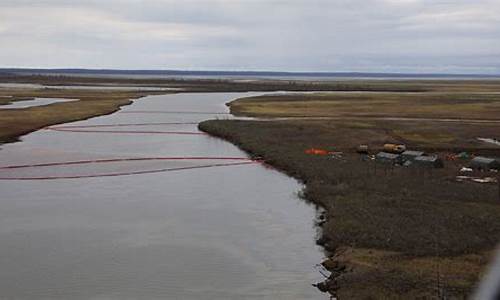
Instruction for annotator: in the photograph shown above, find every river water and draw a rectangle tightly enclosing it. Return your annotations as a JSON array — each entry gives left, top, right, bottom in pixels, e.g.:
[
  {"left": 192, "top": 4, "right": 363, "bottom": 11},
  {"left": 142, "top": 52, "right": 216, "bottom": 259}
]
[{"left": 0, "top": 93, "right": 325, "bottom": 299}]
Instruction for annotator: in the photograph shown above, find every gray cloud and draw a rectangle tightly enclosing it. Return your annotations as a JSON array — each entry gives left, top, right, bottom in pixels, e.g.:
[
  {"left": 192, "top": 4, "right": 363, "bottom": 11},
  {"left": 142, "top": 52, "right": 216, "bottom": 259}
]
[{"left": 0, "top": 0, "right": 499, "bottom": 73}]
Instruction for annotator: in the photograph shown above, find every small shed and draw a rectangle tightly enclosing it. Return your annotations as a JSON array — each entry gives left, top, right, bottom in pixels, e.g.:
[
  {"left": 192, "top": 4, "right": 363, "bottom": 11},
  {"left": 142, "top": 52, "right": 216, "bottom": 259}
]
[
  {"left": 375, "top": 152, "right": 401, "bottom": 164},
  {"left": 401, "top": 150, "right": 425, "bottom": 162},
  {"left": 413, "top": 155, "right": 444, "bottom": 168},
  {"left": 469, "top": 157, "right": 500, "bottom": 171}
]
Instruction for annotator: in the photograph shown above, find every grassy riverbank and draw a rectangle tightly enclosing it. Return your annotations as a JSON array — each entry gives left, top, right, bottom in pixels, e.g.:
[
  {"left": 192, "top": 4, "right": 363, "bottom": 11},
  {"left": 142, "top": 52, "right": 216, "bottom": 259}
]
[
  {"left": 0, "top": 88, "right": 164, "bottom": 144},
  {"left": 0, "top": 74, "right": 457, "bottom": 145},
  {"left": 4, "top": 74, "right": 499, "bottom": 146},
  {"left": 229, "top": 92, "right": 500, "bottom": 120},
  {"left": 199, "top": 86, "right": 500, "bottom": 298}
]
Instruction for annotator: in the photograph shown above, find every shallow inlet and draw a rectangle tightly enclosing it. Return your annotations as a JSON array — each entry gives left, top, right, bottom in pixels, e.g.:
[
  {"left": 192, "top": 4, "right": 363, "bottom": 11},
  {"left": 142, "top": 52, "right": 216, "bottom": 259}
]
[
  {"left": 0, "top": 97, "right": 77, "bottom": 109},
  {"left": 0, "top": 92, "right": 325, "bottom": 299}
]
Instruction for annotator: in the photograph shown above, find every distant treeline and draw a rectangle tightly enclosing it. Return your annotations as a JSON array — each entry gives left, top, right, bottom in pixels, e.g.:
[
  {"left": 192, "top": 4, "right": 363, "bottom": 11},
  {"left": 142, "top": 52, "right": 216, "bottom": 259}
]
[{"left": 1, "top": 68, "right": 499, "bottom": 79}]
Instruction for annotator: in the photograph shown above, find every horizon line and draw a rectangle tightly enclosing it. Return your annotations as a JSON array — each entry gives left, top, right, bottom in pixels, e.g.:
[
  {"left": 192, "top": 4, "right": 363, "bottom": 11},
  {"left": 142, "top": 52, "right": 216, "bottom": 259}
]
[{"left": 1, "top": 67, "right": 500, "bottom": 77}]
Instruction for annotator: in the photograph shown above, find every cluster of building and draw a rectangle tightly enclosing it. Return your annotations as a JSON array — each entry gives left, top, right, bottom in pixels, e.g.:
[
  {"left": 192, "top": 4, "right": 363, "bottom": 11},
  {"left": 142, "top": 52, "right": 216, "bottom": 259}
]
[
  {"left": 361, "top": 143, "right": 500, "bottom": 171},
  {"left": 374, "top": 145, "right": 444, "bottom": 168}
]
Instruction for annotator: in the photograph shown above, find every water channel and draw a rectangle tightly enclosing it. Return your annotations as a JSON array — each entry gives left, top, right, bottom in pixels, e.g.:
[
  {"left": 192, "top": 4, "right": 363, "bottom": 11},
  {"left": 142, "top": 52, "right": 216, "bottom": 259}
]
[{"left": 0, "top": 92, "right": 325, "bottom": 299}]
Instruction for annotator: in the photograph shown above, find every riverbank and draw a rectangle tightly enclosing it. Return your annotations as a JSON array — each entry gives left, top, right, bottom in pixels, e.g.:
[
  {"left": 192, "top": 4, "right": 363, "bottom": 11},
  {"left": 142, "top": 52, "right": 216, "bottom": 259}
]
[
  {"left": 0, "top": 88, "right": 169, "bottom": 144},
  {"left": 3, "top": 77, "right": 500, "bottom": 297},
  {"left": 0, "top": 75, "right": 431, "bottom": 145},
  {"left": 0, "top": 92, "right": 327, "bottom": 299},
  {"left": 3, "top": 75, "right": 500, "bottom": 146},
  {"left": 199, "top": 87, "right": 500, "bottom": 298}
]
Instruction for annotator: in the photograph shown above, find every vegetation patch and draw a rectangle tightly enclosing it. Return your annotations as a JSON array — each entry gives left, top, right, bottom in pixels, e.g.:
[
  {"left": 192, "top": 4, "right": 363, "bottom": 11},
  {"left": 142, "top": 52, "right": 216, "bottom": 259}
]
[
  {"left": 229, "top": 92, "right": 500, "bottom": 120},
  {"left": 199, "top": 83, "right": 500, "bottom": 298},
  {"left": 0, "top": 88, "right": 164, "bottom": 144}
]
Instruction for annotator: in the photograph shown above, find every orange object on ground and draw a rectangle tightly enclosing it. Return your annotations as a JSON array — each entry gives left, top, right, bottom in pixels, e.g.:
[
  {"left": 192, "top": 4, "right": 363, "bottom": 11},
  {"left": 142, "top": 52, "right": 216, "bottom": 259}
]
[{"left": 305, "top": 148, "right": 330, "bottom": 156}]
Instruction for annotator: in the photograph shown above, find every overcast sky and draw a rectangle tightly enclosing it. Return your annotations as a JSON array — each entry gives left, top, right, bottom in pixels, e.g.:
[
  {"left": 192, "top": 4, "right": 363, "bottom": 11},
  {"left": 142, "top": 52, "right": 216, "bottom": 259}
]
[{"left": 0, "top": 0, "right": 499, "bottom": 73}]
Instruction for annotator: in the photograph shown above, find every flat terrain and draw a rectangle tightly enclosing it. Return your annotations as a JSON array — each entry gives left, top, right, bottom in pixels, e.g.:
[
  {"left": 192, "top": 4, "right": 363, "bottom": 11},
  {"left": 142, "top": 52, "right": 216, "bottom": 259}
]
[
  {"left": 230, "top": 92, "right": 500, "bottom": 120},
  {"left": 2, "top": 75, "right": 500, "bottom": 298},
  {"left": 200, "top": 81, "right": 500, "bottom": 298},
  {"left": 0, "top": 73, "right": 450, "bottom": 145},
  {"left": 5, "top": 74, "right": 499, "bottom": 145},
  {"left": 0, "top": 88, "right": 163, "bottom": 144}
]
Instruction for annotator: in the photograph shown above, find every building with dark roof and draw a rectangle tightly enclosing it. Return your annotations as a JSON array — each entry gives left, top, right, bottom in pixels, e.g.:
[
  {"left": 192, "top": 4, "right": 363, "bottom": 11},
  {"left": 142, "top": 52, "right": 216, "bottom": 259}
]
[
  {"left": 401, "top": 150, "right": 426, "bottom": 162},
  {"left": 375, "top": 152, "right": 401, "bottom": 165},
  {"left": 469, "top": 157, "right": 500, "bottom": 171},
  {"left": 413, "top": 155, "right": 444, "bottom": 168}
]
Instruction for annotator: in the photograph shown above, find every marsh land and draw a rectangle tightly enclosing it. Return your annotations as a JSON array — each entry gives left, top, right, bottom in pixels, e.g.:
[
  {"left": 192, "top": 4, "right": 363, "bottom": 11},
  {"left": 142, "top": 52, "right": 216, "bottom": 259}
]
[
  {"left": 200, "top": 81, "right": 500, "bottom": 298},
  {"left": 0, "top": 73, "right": 435, "bottom": 145},
  {"left": 1, "top": 74, "right": 500, "bottom": 299}
]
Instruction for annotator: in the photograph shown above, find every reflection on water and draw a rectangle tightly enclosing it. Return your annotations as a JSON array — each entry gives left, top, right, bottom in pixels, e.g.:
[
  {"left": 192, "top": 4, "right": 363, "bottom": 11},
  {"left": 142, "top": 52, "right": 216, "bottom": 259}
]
[{"left": 0, "top": 93, "right": 325, "bottom": 299}]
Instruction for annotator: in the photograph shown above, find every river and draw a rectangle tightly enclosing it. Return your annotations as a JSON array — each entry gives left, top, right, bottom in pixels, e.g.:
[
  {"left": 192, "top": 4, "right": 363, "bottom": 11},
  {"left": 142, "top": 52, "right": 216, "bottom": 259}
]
[{"left": 0, "top": 93, "right": 325, "bottom": 299}]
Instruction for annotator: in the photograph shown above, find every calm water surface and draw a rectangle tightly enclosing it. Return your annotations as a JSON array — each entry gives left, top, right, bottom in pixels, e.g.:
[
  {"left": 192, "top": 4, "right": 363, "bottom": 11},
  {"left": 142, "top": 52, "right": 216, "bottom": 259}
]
[
  {"left": 0, "top": 97, "right": 77, "bottom": 109},
  {"left": 0, "top": 93, "right": 325, "bottom": 299}
]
